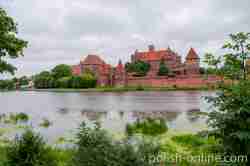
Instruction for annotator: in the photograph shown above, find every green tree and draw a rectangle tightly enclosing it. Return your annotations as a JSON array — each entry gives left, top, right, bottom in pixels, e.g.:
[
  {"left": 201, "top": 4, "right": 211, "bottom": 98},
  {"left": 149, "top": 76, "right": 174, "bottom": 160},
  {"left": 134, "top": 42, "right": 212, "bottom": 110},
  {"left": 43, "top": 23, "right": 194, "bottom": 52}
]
[
  {"left": 158, "top": 59, "right": 169, "bottom": 76},
  {"left": 69, "top": 75, "right": 83, "bottom": 88},
  {"left": 0, "top": 79, "right": 14, "bottom": 90},
  {"left": 57, "top": 76, "right": 71, "bottom": 88},
  {"left": 73, "top": 122, "right": 160, "bottom": 166},
  {"left": 18, "top": 76, "right": 29, "bottom": 86},
  {"left": 34, "top": 71, "right": 54, "bottom": 89},
  {"left": 207, "top": 81, "right": 250, "bottom": 165},
  {"left": 203, "top": 53, "right": 221, "bottom": 75},
  {"left": 5, "top": 129, "right": 56, "bottom": 166},
  {"left": 222, "top": 32, "right": 250, "bottom": 80},
  {"left": 0, "top": 8, "right": 27, "bottom": 75},
  {"left": 204, "top": 32, "right": 250, "bottom": 81},
  {"left": 125, "top": 60, "right": 150, "bottom": 76},
  {"left": 51, "top": 64, "right": 72, "bottom": 80},
  {"left": 205, "top": 32, "right": 250, "bottom": 165},
  {"left": 81, "top": 72, "right": 97, "bottom": 88}
]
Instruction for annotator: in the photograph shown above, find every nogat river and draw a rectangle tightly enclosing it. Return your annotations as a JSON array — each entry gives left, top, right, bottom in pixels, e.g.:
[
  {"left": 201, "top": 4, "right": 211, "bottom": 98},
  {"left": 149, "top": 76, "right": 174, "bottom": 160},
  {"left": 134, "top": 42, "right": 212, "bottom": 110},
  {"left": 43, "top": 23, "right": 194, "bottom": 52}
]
[{"left": 0, "top": 91, "right": 214, "bottom": 143}]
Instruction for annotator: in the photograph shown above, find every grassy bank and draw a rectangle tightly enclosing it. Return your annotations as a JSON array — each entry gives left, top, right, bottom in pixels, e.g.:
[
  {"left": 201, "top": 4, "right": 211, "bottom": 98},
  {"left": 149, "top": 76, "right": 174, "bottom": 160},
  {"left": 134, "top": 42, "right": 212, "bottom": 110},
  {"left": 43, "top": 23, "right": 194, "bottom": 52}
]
[
  {"left": 0, "top": 129, "right": 220, "bottom": 166},
  {"left": 19, "top": 86, "right": 217, "bottom": 93}
]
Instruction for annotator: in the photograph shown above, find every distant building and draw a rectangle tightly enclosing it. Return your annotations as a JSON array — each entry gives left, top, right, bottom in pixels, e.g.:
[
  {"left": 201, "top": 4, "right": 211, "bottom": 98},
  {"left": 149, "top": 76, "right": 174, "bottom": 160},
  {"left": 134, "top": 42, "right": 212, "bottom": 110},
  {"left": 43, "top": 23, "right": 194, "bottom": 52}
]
[
  {"left": 131, "top": 45, "right": 200, "bottom": 76},
  {"left": 72, "top": 55, "right": 112, "bottom": 86},
  {"left": 71, "top": 45, "right": 214, "bottom": 87}
]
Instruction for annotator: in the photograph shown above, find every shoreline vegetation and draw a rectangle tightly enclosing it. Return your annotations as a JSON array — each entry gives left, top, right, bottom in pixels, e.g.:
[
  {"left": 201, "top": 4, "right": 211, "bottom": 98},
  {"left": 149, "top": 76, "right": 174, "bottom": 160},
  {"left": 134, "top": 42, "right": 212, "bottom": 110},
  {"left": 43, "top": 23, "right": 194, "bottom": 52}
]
[
  {"left": 17, "top": 86, "right": 218, "bottom": 93},
  {"left": 0, "top": 115, "right": 220, "bottom": 166}
]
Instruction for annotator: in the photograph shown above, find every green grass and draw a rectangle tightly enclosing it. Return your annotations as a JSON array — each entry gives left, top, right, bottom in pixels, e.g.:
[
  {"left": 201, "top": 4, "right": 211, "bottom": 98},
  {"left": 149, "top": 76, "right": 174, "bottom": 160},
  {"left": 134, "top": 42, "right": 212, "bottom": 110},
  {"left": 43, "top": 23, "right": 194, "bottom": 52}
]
[
  {"left": 39, "top": 118, "right": 53, "bottom": 128},
  {"left": 126, "top": 118, "right": 168, "bottom": 136},
  {"left": 1, "top": 112, "right": 29, "bottom": 124},
  {"left": 20, "top": 85, "right": 217, "bottom": 93},
  {"left": 0, "top": 127, "right": 222, "bottom": 166},
  {"left": 160, "top": 131, "right": 221, "bottom": 166}
]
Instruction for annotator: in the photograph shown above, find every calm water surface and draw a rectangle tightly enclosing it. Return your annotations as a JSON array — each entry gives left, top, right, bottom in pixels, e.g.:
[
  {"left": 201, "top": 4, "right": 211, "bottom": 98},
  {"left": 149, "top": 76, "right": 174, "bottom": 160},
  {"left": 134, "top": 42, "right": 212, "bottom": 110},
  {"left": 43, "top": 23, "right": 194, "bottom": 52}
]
[{"left": 0, "top": 91, "right": 214, "bottom": 143}]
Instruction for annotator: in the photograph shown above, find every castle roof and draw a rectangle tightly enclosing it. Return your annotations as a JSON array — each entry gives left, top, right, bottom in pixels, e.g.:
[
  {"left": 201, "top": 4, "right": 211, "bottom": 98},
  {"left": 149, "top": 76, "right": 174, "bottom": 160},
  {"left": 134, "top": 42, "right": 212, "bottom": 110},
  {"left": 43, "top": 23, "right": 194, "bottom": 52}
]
[
  {"left": 186, "top": 48, "right": 199, "bottom": 60},
  {"left": 135, "top": 49, "right": 177, "bottom": 61},
  {"left": 81, "top": 55, "right": 105, "bottom": 65}
]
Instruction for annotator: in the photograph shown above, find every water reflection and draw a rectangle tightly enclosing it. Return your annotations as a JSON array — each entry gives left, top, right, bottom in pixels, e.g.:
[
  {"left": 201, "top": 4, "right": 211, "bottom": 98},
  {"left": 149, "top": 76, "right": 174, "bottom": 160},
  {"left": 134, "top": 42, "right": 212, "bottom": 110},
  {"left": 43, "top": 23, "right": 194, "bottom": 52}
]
[
  {"left": 186, "top": 108, "right": 208, "bottom": 123},
  {"left": 81, "top": 109, "right": 107, "bottom": 121},
  {"left": 132, "top": 111, "right": 180, "bottom": 122},
  {"left": 57, "top": 108, "right": 70, "bottom": 115},
  {"left": 0, "top": 91, "right": 214, "bottom": 142}
]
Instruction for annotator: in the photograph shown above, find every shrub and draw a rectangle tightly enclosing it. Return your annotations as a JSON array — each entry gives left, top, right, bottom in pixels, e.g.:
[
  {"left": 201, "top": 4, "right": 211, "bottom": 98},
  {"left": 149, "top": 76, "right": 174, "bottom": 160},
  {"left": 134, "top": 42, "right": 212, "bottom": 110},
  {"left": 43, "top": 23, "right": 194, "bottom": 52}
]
[
  {"left": 69, "top": 76, "right": 83, "bottom": 88},
  {"left": 51, "top": 64, "right": 72, "bottom": 80},
  {"left": 136, "top": 85, "right": 145, "bottom": 91},
  {"left": 5, "top": 129, "right": 56, "bottom": 166},
  {"left": 172, "top": 134, "right": 205, "bottom": 147},
  {"left": 73, "top": 122, "right": 160, "bottom": 166},
  {"left": 81, "top": 72, "right": 97, "bottom": 88},
  {"left": 3, "top": 113, "right": 29, "bottom": 124},
  {"left": 39, "top": 118, "right": 52, "bottom": 128},
  {"left": 126, "top": 118, "right": 168, "bottom": 136},
  {"left": 0, "top": 79, "right": 15, "bottom": 90},
  {"left": 125, "top": 60, "right": 150, "bottom": 77},
  {"left": 16, "top": 112, "right": 29, "bottom": 122},
  {"left": 158, "top": 59, "right": 169, "bottom": 76},
  {"left": 207, "top": 80, "right": 250, "bottom": 164},
  {"left": 57, "top": 76, "right": 71, "bottom": 88},
  {"left": 34, "top": 71, "right": 55, "bottom": 89}
]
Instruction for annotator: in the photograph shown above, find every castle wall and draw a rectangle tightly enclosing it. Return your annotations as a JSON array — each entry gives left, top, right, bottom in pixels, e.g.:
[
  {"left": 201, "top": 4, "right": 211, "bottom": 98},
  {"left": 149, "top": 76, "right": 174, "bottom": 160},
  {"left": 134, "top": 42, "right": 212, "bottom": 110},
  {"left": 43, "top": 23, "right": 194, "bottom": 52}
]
[{"left": 125, "top": 75, "right": 220, "bottom": 88}]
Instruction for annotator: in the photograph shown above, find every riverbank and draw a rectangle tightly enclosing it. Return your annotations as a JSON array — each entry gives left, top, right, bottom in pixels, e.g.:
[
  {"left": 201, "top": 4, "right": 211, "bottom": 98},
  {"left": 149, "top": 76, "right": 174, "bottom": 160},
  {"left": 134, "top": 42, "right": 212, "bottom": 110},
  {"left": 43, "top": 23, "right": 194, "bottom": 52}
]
[
  {"left": 19, "top": 86, "right": 217, "bottom": 93},
  {"left": 0, "top": 127, "right": 219, "bottom": 166}
]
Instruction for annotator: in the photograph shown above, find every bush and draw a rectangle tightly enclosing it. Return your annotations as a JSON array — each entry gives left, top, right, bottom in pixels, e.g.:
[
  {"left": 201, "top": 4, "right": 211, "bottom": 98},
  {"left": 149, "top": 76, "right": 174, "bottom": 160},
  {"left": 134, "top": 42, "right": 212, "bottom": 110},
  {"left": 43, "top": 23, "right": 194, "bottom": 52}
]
[
  {"left": 158, "top": 59, "right": 169, "bottom": 76},
  {"left": 172, "top": 134, "right": 206, "bottom": 147},
  {"left": 207, "top": 80, "right": 250, "bottom": 164},
  {"left": 126, "top": 118, "right": 168, "bottom": 136},
  {"left": 73, "top": 122, "right": 160, "bottom": 166},
  {"left": 69, "top": 76, "right": 83, "bottom": 88},
  {"left": 136, "top": 85, "right": 145, "bottom": 91},
  {"left": 51, "top": 64, "right": 72, "bottom": 80},
  {"left": 0, "top": 79, "right": 15, "bottom": 90},
  {"left": 125, "top": 60, "right": 150, "bottom": 77},
  {"left": 57, "top": 76, "right": 71, "bottom": 88},
  {"left": 3, "top": 113, "right": 29, "bottom": 124},
  {"left": 80, "top": 72, "right": 97, "bottom": 88},
  {"left": 34, "top": 71, "right": 55, "bottom": 89},
  {"left": 5, "top": 129, "right": 56, "bottom": 166},
  {"left": 39, "top": 118, "right": 52, "bottom": 128}
]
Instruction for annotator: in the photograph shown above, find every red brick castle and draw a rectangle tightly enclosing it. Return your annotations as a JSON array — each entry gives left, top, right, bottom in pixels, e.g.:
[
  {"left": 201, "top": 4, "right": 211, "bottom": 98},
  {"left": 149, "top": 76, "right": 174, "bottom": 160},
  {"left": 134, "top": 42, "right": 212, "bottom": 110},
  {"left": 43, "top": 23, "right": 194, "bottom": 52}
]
[{"left": 72, "top": 45, "right": 218, "bottom": 87}]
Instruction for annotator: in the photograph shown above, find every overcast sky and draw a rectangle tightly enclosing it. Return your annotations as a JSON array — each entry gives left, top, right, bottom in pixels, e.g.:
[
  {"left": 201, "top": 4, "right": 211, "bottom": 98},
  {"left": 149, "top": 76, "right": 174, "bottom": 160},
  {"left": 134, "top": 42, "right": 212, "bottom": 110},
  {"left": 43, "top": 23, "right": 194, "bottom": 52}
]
[{"left": 1, "top": 0, "right": 250, "bottom": 77}]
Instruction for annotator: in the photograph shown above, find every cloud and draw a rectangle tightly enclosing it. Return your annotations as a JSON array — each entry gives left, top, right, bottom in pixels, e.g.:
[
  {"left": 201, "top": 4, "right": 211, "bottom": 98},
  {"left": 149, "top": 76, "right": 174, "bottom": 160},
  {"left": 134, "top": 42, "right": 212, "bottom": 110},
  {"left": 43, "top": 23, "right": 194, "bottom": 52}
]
[{"left": 0, "top": 0, "right": 249, "bottom": 77}]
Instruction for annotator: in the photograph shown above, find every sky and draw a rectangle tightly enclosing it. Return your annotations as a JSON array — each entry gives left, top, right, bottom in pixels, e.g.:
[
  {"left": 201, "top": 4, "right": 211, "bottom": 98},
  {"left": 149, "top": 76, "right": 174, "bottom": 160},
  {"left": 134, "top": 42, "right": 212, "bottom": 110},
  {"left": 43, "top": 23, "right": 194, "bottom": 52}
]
[{"left": 0, "top": 0, "right": 250, "bottom": 77}]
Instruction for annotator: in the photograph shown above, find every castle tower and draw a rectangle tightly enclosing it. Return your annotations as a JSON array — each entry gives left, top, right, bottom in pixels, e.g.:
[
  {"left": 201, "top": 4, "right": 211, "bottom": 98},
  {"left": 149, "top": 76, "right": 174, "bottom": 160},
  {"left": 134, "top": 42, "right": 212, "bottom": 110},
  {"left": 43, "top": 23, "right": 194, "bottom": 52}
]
[
  {"left": 114, "top": 59, "right": 126, "bottom": 87},
  {"left": 185, "top": 48, "right": 200, "bottom": 75},
  {"left": 148, "top": 44, "right": 155, "bottom": 52}
]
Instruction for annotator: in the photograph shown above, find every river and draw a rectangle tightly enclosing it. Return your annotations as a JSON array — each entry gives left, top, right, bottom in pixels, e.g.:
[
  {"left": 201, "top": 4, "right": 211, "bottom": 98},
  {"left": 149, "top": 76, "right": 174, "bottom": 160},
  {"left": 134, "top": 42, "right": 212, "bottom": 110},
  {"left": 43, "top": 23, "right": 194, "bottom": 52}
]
[{"left": 0, "top": 91, "right": 214, "bottom": 143}]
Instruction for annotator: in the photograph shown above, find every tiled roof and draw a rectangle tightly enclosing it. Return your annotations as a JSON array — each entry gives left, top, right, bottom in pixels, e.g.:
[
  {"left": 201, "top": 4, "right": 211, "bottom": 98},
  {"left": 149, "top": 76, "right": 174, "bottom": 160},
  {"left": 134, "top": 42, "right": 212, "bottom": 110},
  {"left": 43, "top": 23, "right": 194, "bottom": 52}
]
[
  {"left": 81, "top": 55, "right": 105, "bottom": 65},
  {"left": 135, "top": 49, "right": 177, "bottom": 61},
  {"left": 186, "top": 48, "right": 199, "bottom": 60}
]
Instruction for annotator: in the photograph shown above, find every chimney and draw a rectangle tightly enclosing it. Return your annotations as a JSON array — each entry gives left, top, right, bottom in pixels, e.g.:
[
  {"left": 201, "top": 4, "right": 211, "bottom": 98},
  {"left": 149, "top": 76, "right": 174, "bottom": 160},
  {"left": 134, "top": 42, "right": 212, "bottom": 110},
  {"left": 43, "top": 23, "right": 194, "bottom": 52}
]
[{"left": 148, "top": 44, "right": 155, "bottom": 52}]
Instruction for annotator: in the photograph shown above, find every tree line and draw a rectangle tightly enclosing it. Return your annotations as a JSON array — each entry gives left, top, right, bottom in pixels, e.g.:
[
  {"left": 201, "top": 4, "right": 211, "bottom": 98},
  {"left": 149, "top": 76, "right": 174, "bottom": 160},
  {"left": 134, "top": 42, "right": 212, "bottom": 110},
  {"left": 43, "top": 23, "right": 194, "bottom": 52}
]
[{"left": 33, "top": 64, "right": 97, "bottom": 89}]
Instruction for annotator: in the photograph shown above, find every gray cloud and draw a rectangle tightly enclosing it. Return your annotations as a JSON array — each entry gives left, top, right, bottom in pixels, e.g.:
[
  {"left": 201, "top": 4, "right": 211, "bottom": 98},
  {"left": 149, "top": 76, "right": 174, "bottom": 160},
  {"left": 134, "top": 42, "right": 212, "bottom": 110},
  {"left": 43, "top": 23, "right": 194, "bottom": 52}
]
[{"left": 0, "top": 0, "right": 250, "bottom": 78}]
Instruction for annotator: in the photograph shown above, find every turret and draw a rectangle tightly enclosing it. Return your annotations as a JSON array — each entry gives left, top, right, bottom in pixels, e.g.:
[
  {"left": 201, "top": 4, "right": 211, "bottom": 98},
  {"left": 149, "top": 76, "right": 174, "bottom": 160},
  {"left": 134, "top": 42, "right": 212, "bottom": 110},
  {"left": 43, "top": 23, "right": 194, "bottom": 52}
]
[
  {"left": 185, "top": 48, "right": 200, "bottom": 75},
  {"left": 148, "top": 44, "right": 155, "bottom": 52}
]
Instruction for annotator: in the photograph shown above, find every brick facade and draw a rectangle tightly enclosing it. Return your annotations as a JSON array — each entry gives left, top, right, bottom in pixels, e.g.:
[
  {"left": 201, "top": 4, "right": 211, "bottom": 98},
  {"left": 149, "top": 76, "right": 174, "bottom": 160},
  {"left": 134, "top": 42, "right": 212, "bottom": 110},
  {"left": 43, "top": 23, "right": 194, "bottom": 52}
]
[{"left": 72, "top": 45, "right": 220, "bottom": 87}]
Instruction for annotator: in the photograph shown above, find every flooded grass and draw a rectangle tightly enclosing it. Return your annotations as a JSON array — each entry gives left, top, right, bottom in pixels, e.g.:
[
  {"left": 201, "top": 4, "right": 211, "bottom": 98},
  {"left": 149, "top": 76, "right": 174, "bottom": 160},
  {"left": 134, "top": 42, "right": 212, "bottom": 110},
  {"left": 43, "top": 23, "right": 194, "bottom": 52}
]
[{"left": 39, "top": 118, "right": 53, "bottom": 128}]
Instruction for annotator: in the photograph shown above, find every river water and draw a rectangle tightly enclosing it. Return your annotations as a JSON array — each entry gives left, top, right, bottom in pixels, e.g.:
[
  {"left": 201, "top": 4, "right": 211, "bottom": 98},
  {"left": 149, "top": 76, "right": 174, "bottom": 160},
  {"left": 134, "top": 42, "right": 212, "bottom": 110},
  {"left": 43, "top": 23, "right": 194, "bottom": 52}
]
[{"left": 0, "top": 91, "right": 214, "bottom": 143}]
